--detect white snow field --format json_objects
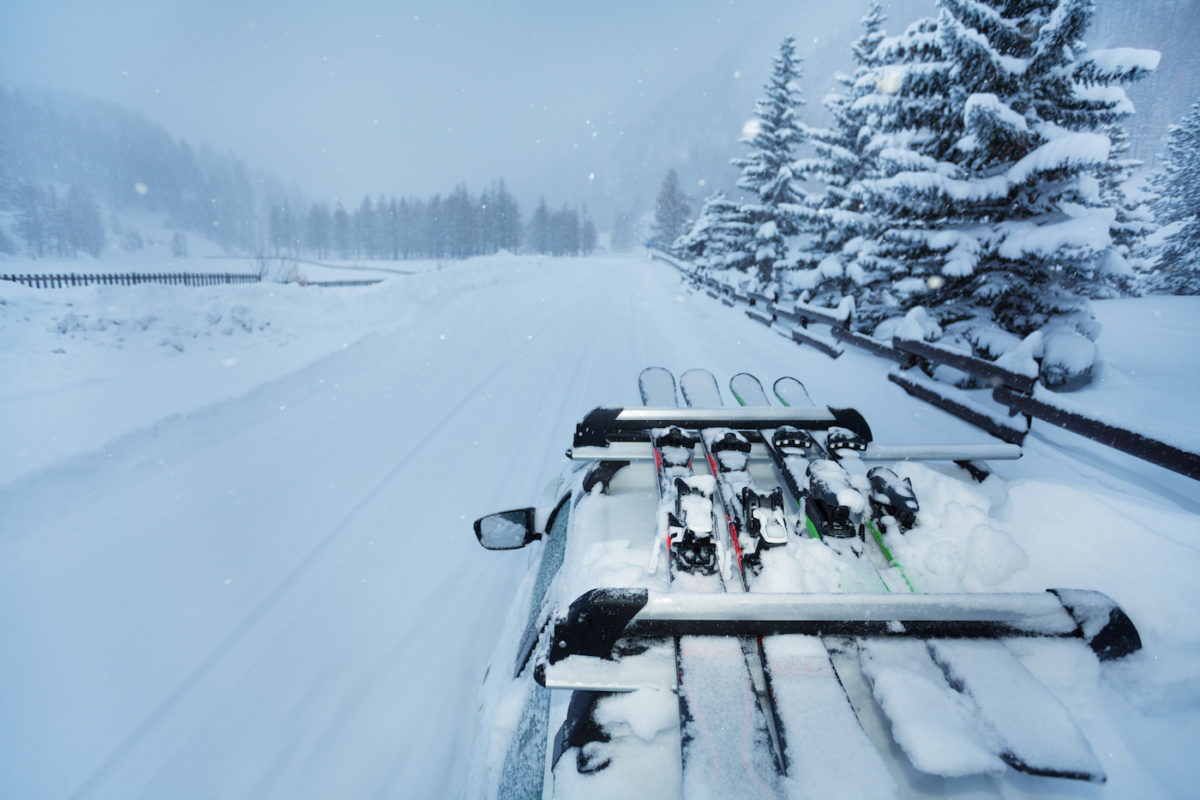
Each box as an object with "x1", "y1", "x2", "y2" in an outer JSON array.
[{"x1": 1, "y1": 253, "x2": 1198, "y2": 798}]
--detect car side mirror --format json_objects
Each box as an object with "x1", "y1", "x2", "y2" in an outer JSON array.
[{"x1": 474, "y1": 507, "x2": 540, "y2": 550}]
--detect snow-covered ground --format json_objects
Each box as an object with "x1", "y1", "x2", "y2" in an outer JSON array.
[{"x1": 1, "y1": 253, "x2": 1198, "y2": 798}]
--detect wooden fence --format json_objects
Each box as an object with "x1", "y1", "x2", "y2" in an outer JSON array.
[
  {"x1": 302, "y1": 279, "x2": 384, "y2": 288},
  {"x1": 651, "y1": 250, "x2": 1200, "y2": 482},
  {"x1": 1, "y1": 272, "x2": 261, "y2": 289},
  {"x1": 0, "y1": 273, "x2": 383, "y2": 289}
]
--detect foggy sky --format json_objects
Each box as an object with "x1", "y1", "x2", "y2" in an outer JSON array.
[
  {"x1": 3, "y1": 1, "x2": 833, "y2": 201},
  {"x1": 2, "y1": 0, "x2": 1183, "y2": 219}
]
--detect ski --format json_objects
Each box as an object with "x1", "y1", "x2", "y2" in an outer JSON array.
[{"x1": 637, "y1": 367, "x2": 782, "y2": 798}]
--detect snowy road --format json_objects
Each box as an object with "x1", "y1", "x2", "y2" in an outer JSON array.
[{"x1": 2, "y1": 255, "x2": 1198, "y2": 798}]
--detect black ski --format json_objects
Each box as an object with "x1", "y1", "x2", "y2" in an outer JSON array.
[{"x1": 639, "y1": 367, "x2": 781, "y2": 798}]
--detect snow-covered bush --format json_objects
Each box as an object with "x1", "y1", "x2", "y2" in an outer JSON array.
[{"x1": 1039, "y1": 327, "x2": 1097, "y2": 390}]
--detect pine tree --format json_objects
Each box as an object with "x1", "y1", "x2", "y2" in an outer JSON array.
[
  {"x1": 1150, "y1": 100, "x2": 1200, "y2": 294},
  {"x1": 581, "y1": 211, "x2": 597, "y2": 255},
  {"x1": 386, "y1": 197, "x2": 402, "y2": 260},
  {"x1": 832, "y1": 15, "x2": 957, "y2": 329},
  {"x1": 332, "y1": 202, "x2": 351, "y2": 259},
  {"x1": 1092, "y1": 125, "x2": 1153, "y2": 296},
  {"x1": 562, "y1": 206, "x2": 581, "y2": 256},
  {"x1": 483, "y1": 178, "x2": 521, "y2": 253},
  {"x1": 610, "y1": 211, "x2": 636, "y2": 252},
  {"x1": 731, "y1": 35, "x2": 807, "y2": 285},
  {"x1": 268, "y1": 201, "x2": 297, "y2": 256},
  {"x1": 426, "y1": 194, "x2": 446, "y2": 258},
  {"x1": 354, "y1": 195, "x2": 375, "y2": 258},
  {"x1": 843, "y1": 0, "x2": 1154, "y2": 355},
  {"x1": 651, "y1": 168, "x2": 692, "y2": 252},
  {"x1": 306, "y1": 202, "x2": 330, "y2": 259},
  {"x1": 65, "y1": 184, "x2": 105, "y2": 257},
  {"x1": 793, "y1": 2, "x2": 897, "y2": 310},
  {"x1": 529, "y1": 197, "x2": 551, "y2": 254},
  {"x1": 676, "y1": 192, "x2": 755, "y2": 275},
  {"x1": 16, "y1": 181, "x2": 46, "y2": 258},
  {"x1": 376, "y1": 193, "x2": 391, "y2": 259},
  {"x1": 446, "y1": 184, "x2": 477, "y2": 259}
]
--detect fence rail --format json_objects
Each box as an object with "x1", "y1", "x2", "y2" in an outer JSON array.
[
  {"x1": 893, "y1": 337, "x2": 1038, "y2": 394},
  {"x1": 0, "y1": 272, "x2": 388, "y2": 290},
  {"x1": 1, "y1": 272, "x2": 261, "y2": 289},
  {"x1": 304, "y1": 279, "x2": 384, "y2": 288},
  {"x1": 653, "y1": 249, "x2": 1200, "y2": 483},
  {"x1": 994, "y1": 387, "x2": 1200, "y2": 480}
]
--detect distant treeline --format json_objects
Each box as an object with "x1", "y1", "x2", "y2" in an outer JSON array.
[
  {"x1": 0, "y1": 88, "x2": 276, "y2": 252},
  {"x1": 2, "y1": 182, "x2": 105, "y2": 258},
  {"x1": 268, "y1": 181, "x2": 597, "y2": 260},
  {"x1": 0, "y1": 88, "x2": 602, "y2": 262}
]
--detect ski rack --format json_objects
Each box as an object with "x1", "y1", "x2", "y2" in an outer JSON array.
[
  {"x1": 547, "y1": 587, "x2": 1143, "y2": 668},
  {"x1": 487, "y1": 389, "x2": 1148, "y2": 790},
  {"x1": 572, "y1": 405, "x2": 873, "y2": 448},
  {"x1": 569, "y1": 405, "x2": 1022, "y2": 464}
]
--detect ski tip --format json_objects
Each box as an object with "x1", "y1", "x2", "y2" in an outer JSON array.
[
  {"x1": 638, "y1": 366, "x2": 678, "y2": 407},
  {"x1": 728, "y1": 372, "x2": 768, "y2": 407},
  {"x1": 1051, "y1": 589, "x2": 1143, "y2": 661},
  {"x1": 772, "y1": 375, "x2": 812, "y2": 407}
]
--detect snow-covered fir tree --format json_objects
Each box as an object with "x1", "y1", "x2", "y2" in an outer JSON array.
[
  {"x1": 529, "y1": 197, "x2": 551, "y2": 254},
  {"x1": 1149, "y1": 100, "x2": 1200, "y2": 294},
  {"x1": 1091, "y1": 124, "x2": 1155, "y2": 296},
  {"x1": 305, "y1": 203, "x2": 331, "y2": 259},
  {"x1": 791, "y1": 1, "x2": 898, "y2": 310},
  {"x1": 581, "y1": 214, "x2": 597, "y2": 256},
  {"x1": 675, "y1": 192, "x2": 755, "y2": 275},
  {"x1": 802, "y1": 14, "x2": 956, "y2": 329},
  {"x1": 610, "y1": 211, "x2": 637, "y2": 252},
  {"x1": 14, "y1": 181, "x2": 108, "y2": 258},
  {"x1": 731, "y1": 35, "x2": 807, "y2": 286},
  {"x1": 840, "y1": 0, "x2": 1156, "y2": 384},
  {"x1": 652, "y1": 168, "x2": 693, "y2": 252}
]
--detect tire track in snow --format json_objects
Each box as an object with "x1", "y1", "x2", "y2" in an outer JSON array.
[{"x1": 66, "y1": 273, "x2": 612, "y2": 799}]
